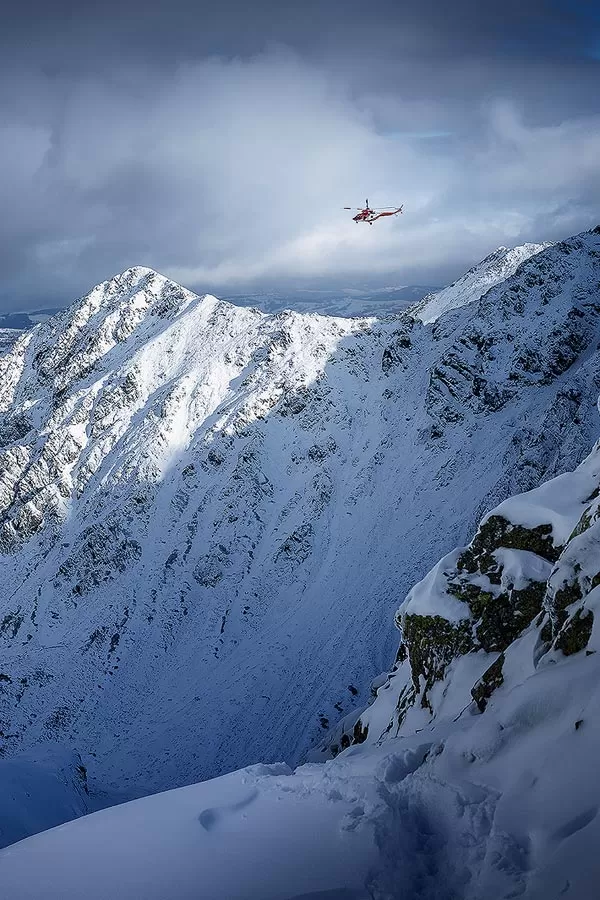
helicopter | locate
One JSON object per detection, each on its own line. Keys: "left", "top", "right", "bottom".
{"left": 344, "top": 199, "right": 403, "bottom": 224}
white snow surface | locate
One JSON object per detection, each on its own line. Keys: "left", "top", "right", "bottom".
{"left": 401, "top": 548, "right": 471, "bottom": 622}
{"left": 4, "top": 581, "right": 600, "bottom": 897}
{"left": 410, "top": 242, "right": 551, "bottom": 324}
{"left": 486, "top": 466, "right": 600, "bottom": 545}
{"left": 1, "top": 232, "right": 600, "bottom": 807}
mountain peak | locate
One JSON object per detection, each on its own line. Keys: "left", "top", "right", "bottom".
{"left": 94, "top": 265, "right": 169, "bottom": 296}
{"left": 3, "top": 228, "right": 600, "bottom": 895}
{"left": 114, "top": 265, "right": 159, "bottom": 280}
{"left": 410, "top": 239, "right": 553, "bottom": 325}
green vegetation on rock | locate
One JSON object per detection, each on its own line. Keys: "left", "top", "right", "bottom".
{"left": 457, "top": 515, "right": 560, "bottom": 573}
{"left": 400, "top": 614, "right": 474, "bottom": 712}
{"left": 554, "top": 608, "right": 594, "bottom": 656}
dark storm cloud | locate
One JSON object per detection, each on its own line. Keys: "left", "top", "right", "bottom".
{"left": 0, "top": 1, "right": 599, "bottom": 310}
{"left": 2, "top": 0, "right": 597, "bottom": 61}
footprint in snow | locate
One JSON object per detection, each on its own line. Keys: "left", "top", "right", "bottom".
{"left": 198, "top": 788, "right": 259, "bottom": 831}
{"left": 551, "top": 807, "right": 598, "bottom": 843}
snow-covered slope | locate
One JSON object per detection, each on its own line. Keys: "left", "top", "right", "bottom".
{"left": 313, "top": 423, "right": 600, "bottom": 898}
{"left": 410, "top": 241, "right": 552, "bottom": 324}
{"left": 0, "top": 747, "right": 90, "bottom": 850}
{"left": 1, "top": 231, "right": 600, "bottom": 803}
{"left": 4, "top": 352, "right": 600, "bottom": 898}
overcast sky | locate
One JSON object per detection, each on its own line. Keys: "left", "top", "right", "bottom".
{"left": 1, "top": 0, "right": 599, "bottom": 310}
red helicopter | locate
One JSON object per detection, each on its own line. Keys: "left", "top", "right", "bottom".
{"left": 344, "top": 199, "right": 403, "bottom": 225}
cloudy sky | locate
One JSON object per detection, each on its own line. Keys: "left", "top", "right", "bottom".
{"left": 1, "top": 0, "right": 599, "bottom": 310}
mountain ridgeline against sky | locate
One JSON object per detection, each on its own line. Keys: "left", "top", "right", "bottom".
{"left": 2, "top": 226, "right": 600, "bottom": 897}
{"left": 1, "top": 228, "right": 600, "bottom": 810}
{"left": 411, "top": 241, "right": 552, "bottom": 324}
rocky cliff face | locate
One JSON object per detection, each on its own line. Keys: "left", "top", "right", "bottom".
{"left": 348, "top": 442, "right": 599, "bottom": 741}
{"left": 323, "top": 242, "right": 600, "bottom": 752}
{"left": 1, "top": 230, "right": 600, "bottom": 798}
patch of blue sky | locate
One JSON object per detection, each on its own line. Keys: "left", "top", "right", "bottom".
{"left": 501, "top": 2, "right": 599, "bottom": 60}
{"left": 546, "top": 0, "right": 600, "bottom": 57}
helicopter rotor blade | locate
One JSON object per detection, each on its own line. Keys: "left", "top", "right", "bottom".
{"left": 343, "top": 203, "right": 403, "bottom": 210}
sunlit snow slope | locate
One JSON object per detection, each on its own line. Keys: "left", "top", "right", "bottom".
{"left": 1, "top": 229, "right": 600, "bottom": 799}
{"left": 410, "top": 241, "right": 552, "bottom": 324}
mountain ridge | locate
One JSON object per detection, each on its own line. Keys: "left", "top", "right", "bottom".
{"left": 409, "top": 239, "right": 553, "bottom": 324}
{"left": 1, "top": 228, "right": 599, "bottom": 801}
{"left": 3, "top": 228, "right": 600, "bottom": 897}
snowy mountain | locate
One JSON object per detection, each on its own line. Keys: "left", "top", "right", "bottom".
{"left": 1, "top": 230, "right": 600, "bottom": 812}
{"left": 0, "top": 292, "right": 429, "bottom": 344}
{"left": 409, "top": 241, "right": 552, "bottom": 324}
{"left": 3, "top": 228, "right": 600, "bottom": 898}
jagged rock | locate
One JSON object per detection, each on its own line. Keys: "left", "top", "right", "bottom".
{"left": 399, "top": 614, "right": 474, "bottom": 712}
{"left": 471, "top": 653, "right": 505, "bottom": 712}
{"left": 341, "top": 428, "right": 600, "bottom": 749}
{"left": 554, "top": 608, "right": 594, "bottom": 656}
{"left": 457, "top": 515, "right": 561, "bottom": 571}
